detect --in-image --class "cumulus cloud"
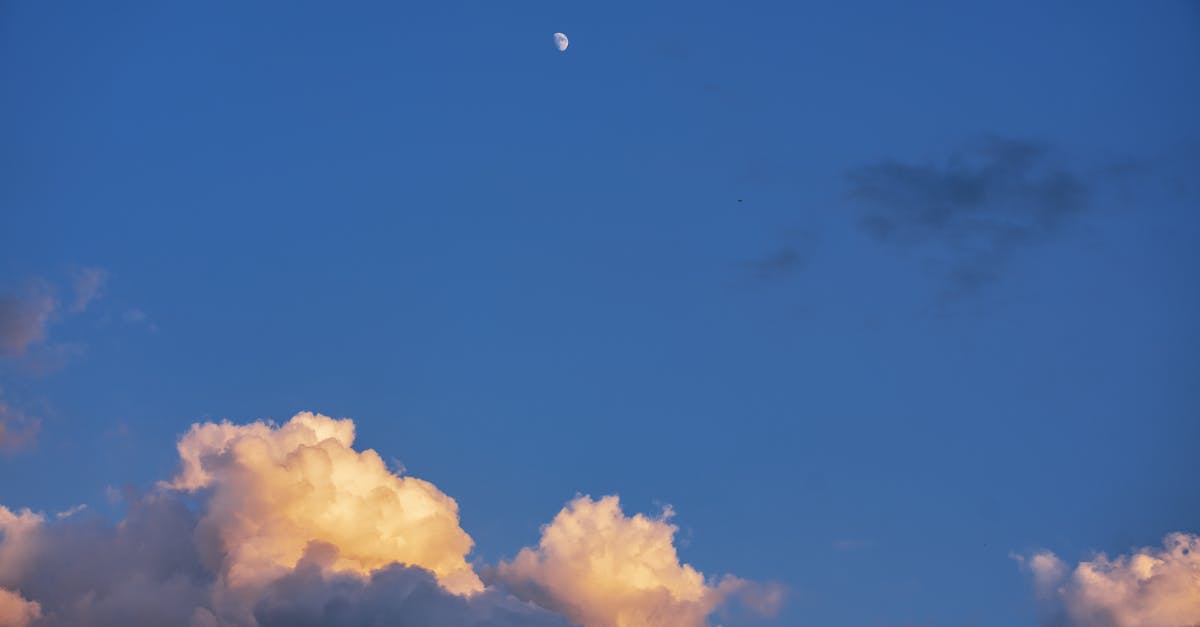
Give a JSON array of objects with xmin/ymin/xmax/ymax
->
[
  {"xmin": 164, "ymin": 412, "xmax": 483, "ymax": 595},
  {"xmin": 0, "ymin": 588, "xmax": 41, "ymax": 627},
  {"xmin": 1018, "ymin": 532, "xmax": 1200, "ymax": 627},
  {"xmin": 0, "ymin": 286, "xmax": 56, "ymax": 357},
  {"xmin": 0, "ymin": 506, "xmax": 44, "ymax": 585},
  {"xmin": 492, "ymin": 495, "xmax": 783, "ymax": 627},
  {"xmin": 846, "ymin": 137, "xmax": 1089, "ymax": 295},
  {"xmin": 252, "ymin": 543, "xmax": 569, "ymax": 627},
  {"xmin": 0, "ymin": 412, "xmax": 775, "ymax": 627}
]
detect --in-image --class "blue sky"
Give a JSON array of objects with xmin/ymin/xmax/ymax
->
[{"xmin": 2, "ymin": 2, "xmax": 1199, "ymax": 625}]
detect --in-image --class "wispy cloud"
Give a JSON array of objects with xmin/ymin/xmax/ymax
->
[
  {"xmin": 748, "ymin": 247, "xmax": 809, "ymax": 281},
  {"xmin": 0, "ymin": 394, "xmax": 40, "ymax": 454},
  {"xmin": 70, "ymin": 267, "xmax": 108, "ymax": 313},
  {"xmin": 832, "ymin": 538, "xmax": 870, "ymax": 551},
  {"xmin": 0, "ymin": 284, "xmax": 57, "ymax": 358},
  {"xmin": 744, "ymin": 230, "xmax": 819, "ymax": 283},
  {"xmin": 0, "ymin": 267, "xmax": 122, "ymax": 372},
  {"xmin": 846, "ymin": 137, "xmax": 1090, "ymax": 296}
]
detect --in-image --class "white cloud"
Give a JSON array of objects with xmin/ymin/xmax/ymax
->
[
  {"xmin": 1019, "ymin": 532, "xmax": 1200, "ymax": 627},
  {"xmin": 493, "ymin": 495, "xmax": 782, "ymax": 627},
  {"xmin": 0, "ymin": 412, "xmax": 776, "ymax": 627}
]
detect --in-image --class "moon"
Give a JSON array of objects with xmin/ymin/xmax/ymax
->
[{"xmin": 553, "ymin": 32, "xmax": 569, "ymax": 52}]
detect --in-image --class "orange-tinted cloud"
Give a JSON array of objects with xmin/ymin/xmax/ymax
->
[
  {"xmin": 493, "ymin": 495, "xmax": 783, "ymax": 627},
  {"xmin": 0, "ymin": 412, "xmax": 776, "ymax": 627},
  {"xmin": 0, "ymin": 507, "xmax": 43, "ymax": 585},
  {"xmin": 0, "ymin": 588, "xmax": 41, "ymax": 627},
  {"xmin": 1019, "ymin": 532, "xmax": 1200, "ymax": 627},
  {"xmin": 165, "ymin": 412, "xmax": 483, "ymax": 595},
  {"xmin": 0, "ymin": 286, "xmax": 56, "ymax": 358}
]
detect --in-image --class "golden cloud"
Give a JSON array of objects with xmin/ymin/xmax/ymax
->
[
  {"xmin": 494, "ymin": 495, "xmax": 782, "ymax": 627},
  {"xmin": 0, "ymin": 412, "xmax": 776, "ymax": 627},
  {"xmin": 1021, "ymin": 532, "xmax": 1200, "ymax": 627}
]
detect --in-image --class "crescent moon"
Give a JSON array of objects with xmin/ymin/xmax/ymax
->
[{"xmin": 554, "ymin": 32, "xmax": 569, "ymax": 52}]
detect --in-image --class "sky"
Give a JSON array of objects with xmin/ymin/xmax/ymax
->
[{"xmin": 1, "ymin": 2, "xmax": 1199, "ymax": 626}]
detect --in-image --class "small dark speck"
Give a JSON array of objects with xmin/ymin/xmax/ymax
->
[{"xmin": 737, "ymin": 199, "xmax": 743, "ymax": 203}]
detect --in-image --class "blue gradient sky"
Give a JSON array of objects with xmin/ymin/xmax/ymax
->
[{"xmin": 2, "ymin": 2, "xmax": 1198, "ymax": 625}]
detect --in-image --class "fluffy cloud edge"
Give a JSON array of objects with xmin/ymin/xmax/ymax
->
[
  {"xmin": 1016, "ymin": 532, "xmax": 1200, "ymax": 627},
  {"xmin": 0, "ymin": 412, "xmax": 780, "ymax": 627},
  {"xmin": 491, "ymin": 494, "xmax": 783, "ymax": 627},
  {"xmin": 0, "ymin": 588, "xmax": 42, "ymax": 627}
]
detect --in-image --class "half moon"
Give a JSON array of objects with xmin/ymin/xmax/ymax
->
[{"xmin": 554, "ymin": 32, "xmax": 569, "ymax": 52}]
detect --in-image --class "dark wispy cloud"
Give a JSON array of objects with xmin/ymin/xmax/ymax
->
[
  {"xmin": 745, "ymin": 230, "xmax": 819, "ymax": 282},
  {"xmin": 846, "ymin": 137, "xmax": 1090, "ymax": 295},
  {"xmin": 0, "ymin": 267, "xmax": 120, "ymax": 369},
  {"xmin": 748, "ymin": 247, "xmax": 809, "ymax": 281},
  {"xmin": 1, "ymin": 268, "xmax": 110, "ymax": 452}
]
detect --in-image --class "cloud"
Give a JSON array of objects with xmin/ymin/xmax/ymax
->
[
  {"xmin": 0, "ymin": 398, "xmax": 40, "ymax": 454},
  {"xmin": 0, "ymin": 412, "xmax": 776, "ymax": 627},
  {"xmin": 70, "ymin": 268, "xmax": 108, "ymax": 313},
  {"xmin": 1017, "ymin": 532, "xmax": 1200, "ymax": 627},
  {"xmin": 846, "ymin": 137, "xmax": 1089, "ymax": 295},
  {"xmin": 0, "ymin": 506, "xmax": 44, "ymax": 585},
  {"xmin": 744, "ymin": 229, "xmax": 819, "ymax": 283},
  {"xmin": 491, "ymin": 495, "xmax": 783, "ymax": 627},
  {"xmin": 253, "ymin": 544, "xmax": 570, "ymax": 627},
  {"xmin": 164, "ymin": 413, "xmax": 483, "ymax": 596},
  {"xmin": 832, "ymin": 538, "xmax": 870, "ymax": 551},
  {"xmin": 0, "ymin": 286, "xmax": 56, "ymax": 358},
  {"xmin": 748, "ymin": 247, "xmax": 809, "ymax": 281},
  {"xmin": 0, "ymin": 588, "xmax": 41, "ymax": 627},
  {"xmin": 121, "ymin": 309, "xmax": 147, "ymax": 325}
]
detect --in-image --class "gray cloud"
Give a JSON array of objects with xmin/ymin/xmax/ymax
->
[
  {"xmin": 1, "ymin": 492, "xmax": 576, "ymax": 627},
  {"xmin": 846, "ymin": 137, "xmax": 1089, "ymax": 295},
  {"xmin": 2, "ymin": 494, "xmax": 211, "ymax": 627},
  {"xmin": 745, "ymin": 230, "xmax": 819, "ymax": 282},
  {"xmin": 748, "ymin": 247, "xmax": 809, "ymax": 281},
  {"xmin": 254, "ymin": 544, "xmax": 571, "ymax": 627}
]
